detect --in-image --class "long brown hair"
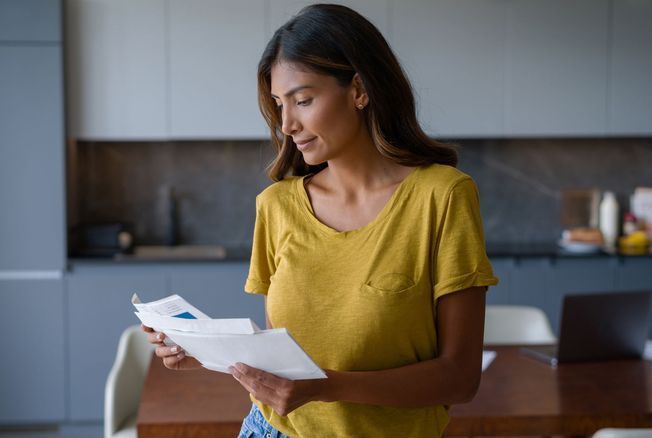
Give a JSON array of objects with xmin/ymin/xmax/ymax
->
[{"xmin": 257, "ymin": 3, "xmax": 458, "ymax": 182}]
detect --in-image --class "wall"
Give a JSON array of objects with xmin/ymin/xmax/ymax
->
[{"xmin": 71, "ymin": 138, "xmax": 652, "ymax": 248}]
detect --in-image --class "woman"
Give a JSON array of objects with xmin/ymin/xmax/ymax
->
[{"xmin": 144, "ymin": 4, "xmax": 498, "ymax": 437}]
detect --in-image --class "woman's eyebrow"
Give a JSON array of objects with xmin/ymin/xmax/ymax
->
[{"xmin": 271, "ymin": 85, "xmax": 315, "ymax": 99}]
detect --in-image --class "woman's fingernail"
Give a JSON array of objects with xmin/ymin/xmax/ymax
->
[
  {"xmin": 177, "ymin": 353, "xmax": 184, "ymax": 359},
  {"xmin": 171, "ymin": 346, "xmax": 178, "ymax": 353},
  {"xmin": 157, "ymin": 333, "xmax": 163, "ymax": 341}
]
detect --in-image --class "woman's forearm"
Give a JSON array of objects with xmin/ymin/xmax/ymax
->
[{"xmin": 319, "ymin": 356, "xmax": 481, "ymax": 408}]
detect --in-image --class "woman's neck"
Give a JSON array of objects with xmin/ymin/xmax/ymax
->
[{"xmin": 321, "ymin": 144, "xmax": 413, "ymax": 198}]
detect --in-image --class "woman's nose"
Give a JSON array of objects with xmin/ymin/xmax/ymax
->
[{"xmin": 281, "ymin": 108, "xmax": 300, "ymax": 136}]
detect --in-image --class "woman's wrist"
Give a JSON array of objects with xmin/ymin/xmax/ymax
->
[{"xmin": 315, "ymin": 369, "xmax": 345, "ymax": 403}]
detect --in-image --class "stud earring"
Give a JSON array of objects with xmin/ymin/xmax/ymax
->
[{"xmin": 357, "ymin": 103, "xmax": 365, "ymax": 109}]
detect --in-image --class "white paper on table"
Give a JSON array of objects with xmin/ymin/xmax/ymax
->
[
  {"xmin": 134, "ymin": 311, "xmax": 259, "ymax": 335},
  {"xmin": 163, "ymin": 328, "xmax": 328, "ymax": 380},
  {"xmin": 482, "ymin": 350, "xmax": 497, "ymax": 371},
  {"xmin": 644, "ymin": 340, "xmax": 652, "ymax": 361},
  {"xmin": 132, "ymin": 293, "xmax": 210, "ymax": 319}
]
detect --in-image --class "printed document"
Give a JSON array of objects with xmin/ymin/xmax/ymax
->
[
  {"xmin": 482, "ymin": 350, "xmax": 497, "ymax": 371},
  {"xmin": 132, "ymin": 293, "xmax": 326, "ymax": 380},
  {"xmin": 132, "ymin": 293, "xmax": 210, "ymax": 319}
]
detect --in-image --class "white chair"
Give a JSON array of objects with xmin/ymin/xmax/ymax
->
[
  {"xmin": 105, "ymin": 325, "xmax": 155, "ymax": 438},
  {"xmin": 484, "ymin": 305, "xmax": 557, "ymax": 345},
  {"xmin": 593, "ymin": 429, "xmax": 652, "ymax": 438}
]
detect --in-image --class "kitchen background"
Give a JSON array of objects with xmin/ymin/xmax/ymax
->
[{"xmin": 1, "ymin": 0, "xmax": 651, "ymax": 434}]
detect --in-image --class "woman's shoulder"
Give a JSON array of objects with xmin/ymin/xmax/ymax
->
[
  {"xmin": 415, "ymin": 163, "xmax": 475, "ymax": 195},
  {"xmin": 256, "ymin": 176, "xmax": 302, "ymax": 208}
]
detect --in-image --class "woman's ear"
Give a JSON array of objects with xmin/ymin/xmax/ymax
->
[{"xmin": 351, "ymin": 73, "xmax": 369, "ymax": 108}]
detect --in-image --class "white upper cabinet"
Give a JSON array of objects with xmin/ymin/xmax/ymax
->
[
  {"xmin": 268, "ymin": 0, "xmax": 390, "ymax": 39},
  {"xmin": 505, "ymin": 0, "xmax": 609, "ymax": 136},
  {"xmin": 168, "ymin": 0, "xmax": 267, "ymax": 139},
  {"xmin": 390, "ymin": 0, "xmax": 507, "ymax": 138},
  {"xmin": 608, "ymin": 0, "xmax": 652, "ymax": 135},
  {"xmin": 66, "ymin": 0, "xmax": 168, "ymax": 139},
  {"xmin": 65, "ymin": 0, "xmax": 649, "ymax": 139}
]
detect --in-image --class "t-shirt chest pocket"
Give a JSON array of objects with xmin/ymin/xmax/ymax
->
[{"xmin": 360, "ymin": 273, "xmax": 421, "ymax": 305}]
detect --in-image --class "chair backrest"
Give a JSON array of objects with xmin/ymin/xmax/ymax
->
[
  {"xmin": 104, "ymin": 325, "xmax": 155, "ymax": 438},
  {"xmin": 593, "ymin": 428, "xmax": 652, "ymax": 438},
  {"xmin": 484, "ymin": 305, "xmax": 557, "ymax": 345}
]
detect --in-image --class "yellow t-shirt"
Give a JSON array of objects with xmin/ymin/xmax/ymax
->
[{"xmin": 244, "ymin": 163, "xmax": 498, "ymax": 437}]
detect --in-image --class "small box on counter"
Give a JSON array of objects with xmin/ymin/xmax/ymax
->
[{"xmin": 631, "ymin": 187, "xmax": 652, "ymax": 238}]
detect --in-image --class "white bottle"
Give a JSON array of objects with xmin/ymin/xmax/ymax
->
[{"xmin": 599, "ymin": 191, "xmax": 619, "ymax": 248}]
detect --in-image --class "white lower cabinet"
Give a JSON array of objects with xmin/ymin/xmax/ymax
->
[
  {"xmin": 66, "ymin": 265, "xmax": 167, "ymax": 421},
  {"xmin": 0, "ymin": 279, "xmax": 65, "ymax": 423}
]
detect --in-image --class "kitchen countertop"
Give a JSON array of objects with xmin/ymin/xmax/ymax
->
[
  {"xmin": 486, "ymin": 241, "xmax": 652, "ymax": 258},
  {"xmin": 68, "ymin": 245, "xmax": 252, "ymax": 265}
]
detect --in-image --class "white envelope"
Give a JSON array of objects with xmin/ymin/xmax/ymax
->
[
  {"xmin": 134, "ymin": 311, "xmax": 259, "ymax": 335},
  {"xmin": 163, "ymin": 328, "xmax": 327, "ymax": 380}
]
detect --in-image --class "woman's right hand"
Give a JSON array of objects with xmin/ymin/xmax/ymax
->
[{"xmin": 141, "ymin": 324, "xmax": 202, "ymax": 370}]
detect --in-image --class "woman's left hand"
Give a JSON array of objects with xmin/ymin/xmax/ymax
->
[{"xmin": 229, "ymin": 362, "xmax": 330, "ymax": 416}]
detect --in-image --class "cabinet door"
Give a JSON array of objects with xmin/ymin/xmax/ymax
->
[
  {"xmin": 0, "ymin": 280, "xmax": 65, "ymax": 423},
  {"xmin": 511, "ymin": 258, "xmax": 551, "ymax": 320},
  {"xmin": 608, "ymin": 0, "xmax": 652, "ymax": 135},
  {"xmin": 0, "ymin": 45, "xmax": 65, "ymax": 271},
  {"xmin": 486, "ymin": 258, "xmax": 514, "ymax": 305},
  {"xmin": 615, "ymin": 257, "xmax": 652, "ymax": 337},
  {"xmin": 66, "ymin": 0, "xmax": 167, "ymax": 139},
  {"xmin": 615, "ymin": 257, "xmax": 652, "ymax": 290},
  {"xmin": 505, "ymin": 0, "xmax": 609, "ymax": 136},
  {"xmin": 66, "ymin": 266, "xmax": 166, "ymax": 421},
  {"xmin": 0, "ymin": 0, "xmax": 61, "ymax": 42},
  {"xmin": 168, "ymin": 0, "xmax": 267, "ymax": 139},
  {"xmin": 390, "ymin": 0, "xmax": 506, "ymax": 138},
  {"xmin": 168, "ymin": 263, "xmax": 265, "ymax": 328}
]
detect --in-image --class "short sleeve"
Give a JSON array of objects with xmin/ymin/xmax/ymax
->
[
  {"xmin": 432, "ymin": 177, "xmax": 499, "ymax": 301},
  {"xmin": 244, "ymin": 197, "xmax": 276, "ymax": 295}
]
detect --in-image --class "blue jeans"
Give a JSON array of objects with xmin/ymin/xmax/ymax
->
[{"xmin": 238, "ymin": 404, "xmax": 291, "ymax": 438}]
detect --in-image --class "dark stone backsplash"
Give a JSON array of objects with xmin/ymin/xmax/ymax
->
[
  {"xmin": 456, "ymin": 138, "xmax": 652, "ymax": 243},
  {"xmin": 73, "ymin": 141, "xmax": 274, "ymax": 247},
  {"xmin": 71, "ymin": 138, "xmax": 652, "ymax": 247}
]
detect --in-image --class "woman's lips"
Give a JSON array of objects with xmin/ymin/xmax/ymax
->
[{"xmin": 295, "ymin": 137, "xmax": 316, "ymax": 151}]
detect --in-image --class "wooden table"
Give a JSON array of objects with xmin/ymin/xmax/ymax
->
[
  {"xmin": 137, "ymin": 357, "xmax": 251, "ymax": 438},
  {"xmin": 138, "ymin": 347, "xmax": 652, "ymax": 437},
  {"xmin": 446, "ymin": 346, "xmax": 652, "ymax": 436}
]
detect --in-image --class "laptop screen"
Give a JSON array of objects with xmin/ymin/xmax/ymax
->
[{"xmin": 557, "ymin": 290, "xmax": 652, "ymax": 363}]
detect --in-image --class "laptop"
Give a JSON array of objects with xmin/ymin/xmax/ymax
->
[{"xmin": 522, "ymin": 290, "xmax": 652, "ymax": 367}]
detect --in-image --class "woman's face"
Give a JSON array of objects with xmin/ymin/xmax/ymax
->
[{"xmin": 270, "ymin": 61, "xmax": 366, "ymax": 165}]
